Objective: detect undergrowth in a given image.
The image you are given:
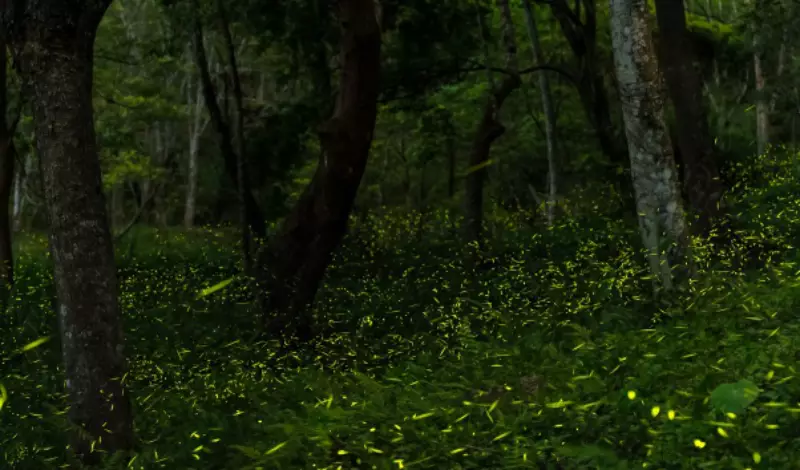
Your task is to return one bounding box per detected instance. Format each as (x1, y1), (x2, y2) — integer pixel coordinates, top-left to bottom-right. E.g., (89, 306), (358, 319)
(2, 150), (800, 469)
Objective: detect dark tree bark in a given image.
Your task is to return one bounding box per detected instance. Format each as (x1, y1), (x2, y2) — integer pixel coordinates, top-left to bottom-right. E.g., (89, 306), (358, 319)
(0, 25), (17, 300)
(308, 0), (334, 115)
(1, 0), (134, 463)
(256, 0), (381, 341)
(217, 0), (254, 273)
(464, 78), (520, 244)
(191, 13), (266, 241)
(655, 0), (723, 235)
(464, 0), (522, 246)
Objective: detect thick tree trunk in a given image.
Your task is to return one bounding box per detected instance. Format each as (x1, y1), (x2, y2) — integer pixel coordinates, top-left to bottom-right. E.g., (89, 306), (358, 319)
(4, 0), (134, 462)
(521, 0), (559, 225)
(465, 0), (522, 246)
(654, 0), (723, 235)
(256, 0), (381, 341)
(610, 0), (691, 294)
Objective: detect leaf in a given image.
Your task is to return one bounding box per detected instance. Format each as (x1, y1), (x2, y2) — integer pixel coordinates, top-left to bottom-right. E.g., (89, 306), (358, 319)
(198, 278), (234, 298)
(0, 383), (6, 411)
(709, 379), (760, 414)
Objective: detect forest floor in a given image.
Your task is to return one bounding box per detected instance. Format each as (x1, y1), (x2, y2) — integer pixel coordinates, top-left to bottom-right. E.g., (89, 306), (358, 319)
(3, 207), (800, 469)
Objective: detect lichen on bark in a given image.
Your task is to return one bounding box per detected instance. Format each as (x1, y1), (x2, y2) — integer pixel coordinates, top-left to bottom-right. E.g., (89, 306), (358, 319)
(609, 0), (691, 294)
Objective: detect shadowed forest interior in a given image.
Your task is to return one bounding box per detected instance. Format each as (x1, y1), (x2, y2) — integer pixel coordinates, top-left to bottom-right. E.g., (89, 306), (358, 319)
(1, 0), (800, 468)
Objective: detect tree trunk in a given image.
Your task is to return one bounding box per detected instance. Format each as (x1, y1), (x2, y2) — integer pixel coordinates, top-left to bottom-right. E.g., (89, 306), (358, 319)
(610, 0), (691, 294)
(217, 0), (254, 272)
(256, 0), (381, 341)
(11, 151), (23, 232)
(191, 15), (266, 240)
(184, 72), (207, 228)
(464, 0), (522, 246)
(521, 0), (559, 226)
(654, 0), (723, 235)
(0, 29), (15, 296)
(754, 51), (769, 155)
(4, 0), (134, 462)
(309, 0), (334, 115)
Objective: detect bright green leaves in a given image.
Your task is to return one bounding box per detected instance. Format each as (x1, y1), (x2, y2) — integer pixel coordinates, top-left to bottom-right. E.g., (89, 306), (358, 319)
(709, 379), (761, 415)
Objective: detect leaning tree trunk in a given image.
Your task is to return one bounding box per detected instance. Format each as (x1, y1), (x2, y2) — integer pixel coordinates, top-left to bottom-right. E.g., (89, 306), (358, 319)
(654, 0), (724, 235)
(609, 0), (691, 295)
(464, 0), (522, 246)
(256, 0), (381, 341)
(3, 0), (134, 463)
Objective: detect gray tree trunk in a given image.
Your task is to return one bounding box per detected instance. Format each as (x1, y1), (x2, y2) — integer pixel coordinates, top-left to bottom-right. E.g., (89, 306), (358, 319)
(184, 71), (208, 228)
(609, 0), (690, 294)
(3, 0), (134, 462)
(11, 153), (23, 232)
(754, 51), (769, 155)
(521, 0), (559, 225)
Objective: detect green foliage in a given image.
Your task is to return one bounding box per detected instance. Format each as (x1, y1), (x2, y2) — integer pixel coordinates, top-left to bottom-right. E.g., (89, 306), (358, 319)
(709, 380), (760, 415)
(7, 162), (800, 467)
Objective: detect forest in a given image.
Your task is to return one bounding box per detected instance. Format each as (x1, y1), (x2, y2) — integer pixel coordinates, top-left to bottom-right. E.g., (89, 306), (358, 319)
(1, 0), (800, 468)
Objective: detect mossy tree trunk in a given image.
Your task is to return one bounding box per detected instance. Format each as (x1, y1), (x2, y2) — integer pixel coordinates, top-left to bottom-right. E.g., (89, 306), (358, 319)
(609, 0), (691, 294)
